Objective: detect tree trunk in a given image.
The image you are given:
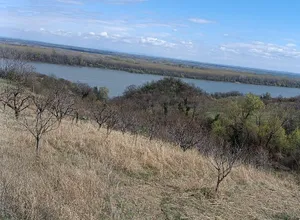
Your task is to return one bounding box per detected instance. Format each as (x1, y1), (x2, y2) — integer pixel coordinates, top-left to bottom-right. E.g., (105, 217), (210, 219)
(36, 137), (40, 156)
(106, 126), (110, 136)
(76, 113), (79, 124)
(149, 133), (153, 141)
(215, 174), (221, 193)
(15, 110), (19, 120)
(265, 133), (274, 149)
(215, 179), (220, 193)
(134, 134), (138, 146)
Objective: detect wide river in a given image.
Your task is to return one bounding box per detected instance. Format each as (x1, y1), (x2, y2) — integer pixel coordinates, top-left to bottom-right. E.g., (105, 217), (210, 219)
(32, 62), (300, 98)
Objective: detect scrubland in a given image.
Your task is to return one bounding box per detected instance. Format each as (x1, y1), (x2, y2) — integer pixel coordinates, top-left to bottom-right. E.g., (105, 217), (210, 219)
(0, 110), (299, 220)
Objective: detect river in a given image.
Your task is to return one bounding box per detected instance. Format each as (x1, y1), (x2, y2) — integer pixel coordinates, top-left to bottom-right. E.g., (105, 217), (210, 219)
(32, 62), (300, 98)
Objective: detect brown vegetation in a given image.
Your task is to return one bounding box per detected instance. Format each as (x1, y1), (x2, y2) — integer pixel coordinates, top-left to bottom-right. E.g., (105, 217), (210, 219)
(1, 111), (300, 220)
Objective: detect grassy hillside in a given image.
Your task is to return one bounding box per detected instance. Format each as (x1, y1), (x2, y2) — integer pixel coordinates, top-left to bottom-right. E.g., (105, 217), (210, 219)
(0, 110), (299, 220)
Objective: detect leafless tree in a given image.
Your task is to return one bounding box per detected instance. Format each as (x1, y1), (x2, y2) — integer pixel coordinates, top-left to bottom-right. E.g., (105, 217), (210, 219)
(0, 48), (35, 118)
(0, 85), (31, 119)
(49, 89), (75, 124)
(72, 98), (90, 124)
(208, 140), (244, 193)
(105, 108), (118, 136)
(118, 106), (138, 135)
(20, 94), (59, 155)
(168, 117), (205, 151)
(146, 113), (160, 141)
(140, 104), (162, 141)
(90, 101), (111, 130)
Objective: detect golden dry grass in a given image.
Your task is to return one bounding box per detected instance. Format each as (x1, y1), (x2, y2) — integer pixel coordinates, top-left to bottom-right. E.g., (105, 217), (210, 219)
(0, 110), (300, 220)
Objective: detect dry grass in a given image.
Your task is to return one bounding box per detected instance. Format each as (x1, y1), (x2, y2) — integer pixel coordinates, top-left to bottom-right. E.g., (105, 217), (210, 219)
(0, 110), (300, 220)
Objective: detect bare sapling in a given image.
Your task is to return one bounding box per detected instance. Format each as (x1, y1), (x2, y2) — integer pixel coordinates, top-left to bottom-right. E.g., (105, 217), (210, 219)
(208, 140), (245, 193)
(20, 94), (59, 155)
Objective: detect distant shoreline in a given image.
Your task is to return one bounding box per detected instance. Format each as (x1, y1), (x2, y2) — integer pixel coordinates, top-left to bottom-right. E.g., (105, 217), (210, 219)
(2, 42), (300, 89)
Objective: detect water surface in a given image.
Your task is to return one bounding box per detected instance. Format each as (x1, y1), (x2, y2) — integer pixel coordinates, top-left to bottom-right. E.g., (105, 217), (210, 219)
(32, 62), (300, 98)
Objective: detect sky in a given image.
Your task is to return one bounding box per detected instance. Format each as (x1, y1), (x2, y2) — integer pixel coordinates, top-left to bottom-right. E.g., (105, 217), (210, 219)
(1, 0), (300, 72)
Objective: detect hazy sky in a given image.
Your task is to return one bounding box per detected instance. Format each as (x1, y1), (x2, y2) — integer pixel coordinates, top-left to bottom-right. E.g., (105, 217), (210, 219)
(1, 0), (300, 72)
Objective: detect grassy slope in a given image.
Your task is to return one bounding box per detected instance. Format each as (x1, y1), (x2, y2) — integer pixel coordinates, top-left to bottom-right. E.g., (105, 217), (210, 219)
(0, 110), (300, 220)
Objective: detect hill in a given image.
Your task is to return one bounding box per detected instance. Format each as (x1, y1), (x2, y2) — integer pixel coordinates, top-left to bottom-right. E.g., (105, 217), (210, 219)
(0, 110), (299, 220)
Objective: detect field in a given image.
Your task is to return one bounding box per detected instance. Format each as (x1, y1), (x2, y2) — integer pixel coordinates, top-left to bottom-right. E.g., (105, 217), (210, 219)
(2, 43), (300, 88)
(0, 108), (300, 220)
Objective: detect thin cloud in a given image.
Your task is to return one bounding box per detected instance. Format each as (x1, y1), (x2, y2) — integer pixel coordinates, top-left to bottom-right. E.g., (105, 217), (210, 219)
(181, 40), (194, 49)
(99, 32), (109, 38)
(140, 37), (176, 48)
(219, 41), (300, 59)
(39, 28), (73, 37)
(188, 18), (215, 24)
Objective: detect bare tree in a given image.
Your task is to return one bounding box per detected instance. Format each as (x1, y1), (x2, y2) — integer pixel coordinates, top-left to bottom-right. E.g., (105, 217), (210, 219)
(49, 89), (75, 124)
(208, 140), (244, 193)
(72, 98), (90, 124)
(0, 49), (35, 118)
(105, 107), (118, 136)
(168, 117), (204, 151)
(118, 106), (138, 135)
(142, 106), (161, 141)
(0, 85), (31, 119)
(20, 94), (59, 155)
(90, 101), (110, 130)
(71, 83), (94, 124)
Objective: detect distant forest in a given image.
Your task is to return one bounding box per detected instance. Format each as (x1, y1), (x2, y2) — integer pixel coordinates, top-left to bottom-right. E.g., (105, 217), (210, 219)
(2, 44), (300, 89)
